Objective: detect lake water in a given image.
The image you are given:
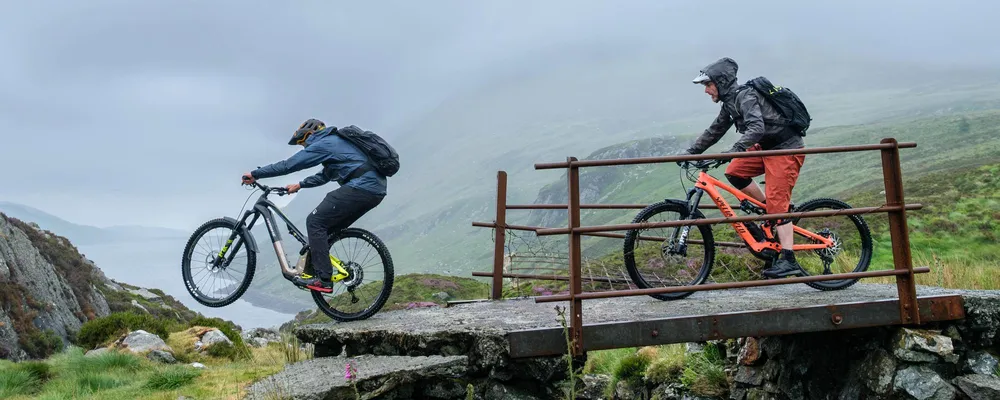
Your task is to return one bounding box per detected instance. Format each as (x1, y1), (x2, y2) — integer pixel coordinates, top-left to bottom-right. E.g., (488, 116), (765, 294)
(77, 237), (298, 329)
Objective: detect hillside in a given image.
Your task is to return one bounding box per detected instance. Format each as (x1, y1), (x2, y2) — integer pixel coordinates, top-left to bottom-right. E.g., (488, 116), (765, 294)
(240, 104), (1000, 313)
(503, 110), (1000, 292)
(0, 212), (232, 361)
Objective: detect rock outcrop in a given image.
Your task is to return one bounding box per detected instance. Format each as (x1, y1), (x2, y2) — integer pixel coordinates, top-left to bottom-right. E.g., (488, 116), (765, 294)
(0, 213), (112, 360)
(0, 212), (205, 361)
(246, 355), (469, 400)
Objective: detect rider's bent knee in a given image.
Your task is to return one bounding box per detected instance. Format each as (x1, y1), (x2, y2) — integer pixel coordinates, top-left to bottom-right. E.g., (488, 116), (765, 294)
(725, 174), (752, 190)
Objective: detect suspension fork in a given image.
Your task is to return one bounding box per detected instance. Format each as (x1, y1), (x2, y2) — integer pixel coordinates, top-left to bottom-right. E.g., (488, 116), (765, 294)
(666, 188), (704, 254)
(217, 211), (259, 267)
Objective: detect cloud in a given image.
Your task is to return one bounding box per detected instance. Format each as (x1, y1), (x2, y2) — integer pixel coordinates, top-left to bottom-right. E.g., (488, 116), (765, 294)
(0, 0), (997, 228)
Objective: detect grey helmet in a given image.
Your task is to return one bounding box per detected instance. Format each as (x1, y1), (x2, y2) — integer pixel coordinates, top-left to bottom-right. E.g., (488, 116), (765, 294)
(289, 118), (326, 146)
(692, 72), (712, 84)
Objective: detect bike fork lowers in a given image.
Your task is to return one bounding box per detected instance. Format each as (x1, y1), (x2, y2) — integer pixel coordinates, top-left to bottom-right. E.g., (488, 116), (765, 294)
(666, 188), (704, 255)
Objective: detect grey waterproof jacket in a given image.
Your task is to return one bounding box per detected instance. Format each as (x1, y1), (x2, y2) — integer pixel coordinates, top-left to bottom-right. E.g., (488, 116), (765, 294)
(689, 58), (804, 153)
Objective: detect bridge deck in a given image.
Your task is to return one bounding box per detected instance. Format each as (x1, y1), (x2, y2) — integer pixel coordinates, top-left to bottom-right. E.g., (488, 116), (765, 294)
(297, 284), (983, 358)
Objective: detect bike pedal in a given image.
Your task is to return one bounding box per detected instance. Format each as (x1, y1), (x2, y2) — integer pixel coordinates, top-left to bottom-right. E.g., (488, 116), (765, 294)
(305, 284), (333, 293)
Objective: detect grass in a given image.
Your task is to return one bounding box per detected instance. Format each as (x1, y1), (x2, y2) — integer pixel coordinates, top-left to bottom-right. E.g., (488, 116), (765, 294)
(0, 329), (311, 400)
(576, 342), (727, 399)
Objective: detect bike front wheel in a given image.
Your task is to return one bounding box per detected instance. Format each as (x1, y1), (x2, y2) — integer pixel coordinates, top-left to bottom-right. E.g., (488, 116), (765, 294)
(181, 217), (257, 307)
(790, 198), (873, 291)
(623, 201), (715, 300)
(311, 228), (395, 322)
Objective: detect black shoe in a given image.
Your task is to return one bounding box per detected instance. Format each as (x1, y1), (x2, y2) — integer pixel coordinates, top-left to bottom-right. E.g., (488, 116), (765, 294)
(293, 274), (333, 293)
(762, 259), (803, 278)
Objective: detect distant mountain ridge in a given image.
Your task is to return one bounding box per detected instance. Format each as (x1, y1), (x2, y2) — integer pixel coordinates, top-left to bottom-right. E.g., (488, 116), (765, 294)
(0, 201), (185, 246)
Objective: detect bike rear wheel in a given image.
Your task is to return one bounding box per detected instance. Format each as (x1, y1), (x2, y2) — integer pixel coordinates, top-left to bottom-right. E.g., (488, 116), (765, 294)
(311, 228), (394, 322)
(623, 201), (715, 300)
(790, 198), (873, 291)
(181, 218), (257, 307)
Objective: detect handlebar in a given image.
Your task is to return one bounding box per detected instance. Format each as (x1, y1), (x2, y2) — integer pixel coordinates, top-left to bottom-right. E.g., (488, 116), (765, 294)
(241, 177), (289, 196)
(680, 159), (728, 170)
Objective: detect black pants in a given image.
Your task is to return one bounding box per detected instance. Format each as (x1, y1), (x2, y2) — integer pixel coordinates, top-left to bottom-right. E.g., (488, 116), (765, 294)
(305, 185), (384, 280)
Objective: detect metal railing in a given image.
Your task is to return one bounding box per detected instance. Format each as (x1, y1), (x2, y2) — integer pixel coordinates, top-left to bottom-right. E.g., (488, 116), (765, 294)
(472, 138), (924, 356)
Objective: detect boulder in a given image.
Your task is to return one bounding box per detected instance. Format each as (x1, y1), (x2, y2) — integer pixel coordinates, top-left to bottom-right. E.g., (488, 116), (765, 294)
(201, 329), (232, 348)
(147, 349), (177, 364)
(116, 330), (173, 354)
(952, 374), (1000, 400)
(894, 328), (956, 363)
(893, 365), (957, 400)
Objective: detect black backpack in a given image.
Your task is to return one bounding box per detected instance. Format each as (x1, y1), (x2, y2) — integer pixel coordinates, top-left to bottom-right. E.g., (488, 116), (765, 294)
(334, 125), (400, 178)
(744, 76), (812, 136)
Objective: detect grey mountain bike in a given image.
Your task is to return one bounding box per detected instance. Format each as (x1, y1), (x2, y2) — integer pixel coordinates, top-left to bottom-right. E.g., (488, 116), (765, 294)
(181, 181), (394, 322)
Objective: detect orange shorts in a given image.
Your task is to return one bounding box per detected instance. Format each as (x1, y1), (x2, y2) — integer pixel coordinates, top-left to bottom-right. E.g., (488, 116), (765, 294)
(725, 144), (805, 215)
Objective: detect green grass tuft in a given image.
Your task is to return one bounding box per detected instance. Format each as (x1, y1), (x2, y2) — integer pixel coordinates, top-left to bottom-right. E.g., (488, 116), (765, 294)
(144, 366), (202, 390)
(0, 368), (41, 398)
(679, 343), (729, 397)
(67, 350), (146, 374)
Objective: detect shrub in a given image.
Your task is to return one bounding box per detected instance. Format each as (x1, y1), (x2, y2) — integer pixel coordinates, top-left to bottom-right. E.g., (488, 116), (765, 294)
(206, 341), (237, 360)
(188, 316), (250, 359)
(21, 329), (64, 359)
(76, 312), (169, 350)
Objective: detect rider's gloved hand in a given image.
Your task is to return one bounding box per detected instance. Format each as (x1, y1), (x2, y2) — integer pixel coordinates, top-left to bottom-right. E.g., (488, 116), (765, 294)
(721, 144), (747, 164)
(677, 148), (698, 167)
(723, 143), (747, 154)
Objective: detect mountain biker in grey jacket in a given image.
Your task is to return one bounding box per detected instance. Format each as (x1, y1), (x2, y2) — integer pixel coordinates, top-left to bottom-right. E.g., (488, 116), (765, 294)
(686, 57), (806, 279)
(241, 119), (386, 292)
(687, 57), (804, 154)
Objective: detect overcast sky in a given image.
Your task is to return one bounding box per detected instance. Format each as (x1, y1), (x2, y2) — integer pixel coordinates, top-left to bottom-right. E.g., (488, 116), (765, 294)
(1, 0), (997, 229)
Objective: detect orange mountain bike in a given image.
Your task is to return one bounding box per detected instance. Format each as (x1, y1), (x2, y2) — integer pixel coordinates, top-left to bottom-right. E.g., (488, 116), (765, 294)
(623, 159), (873, 300)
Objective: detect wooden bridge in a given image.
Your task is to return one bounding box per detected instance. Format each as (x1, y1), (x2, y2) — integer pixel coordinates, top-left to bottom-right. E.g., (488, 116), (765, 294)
(460, 139), (964, 356)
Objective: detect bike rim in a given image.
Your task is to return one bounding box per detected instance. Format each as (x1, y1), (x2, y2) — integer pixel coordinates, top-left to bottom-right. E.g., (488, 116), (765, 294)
(313, 234), (389, 316)
(184, 226), (250, 303)
(627, 208), (712, 290)
(792, 209), (871, 279)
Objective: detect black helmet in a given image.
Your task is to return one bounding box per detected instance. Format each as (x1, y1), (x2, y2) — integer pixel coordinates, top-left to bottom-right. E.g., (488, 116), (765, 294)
(289, 118), (326, 145)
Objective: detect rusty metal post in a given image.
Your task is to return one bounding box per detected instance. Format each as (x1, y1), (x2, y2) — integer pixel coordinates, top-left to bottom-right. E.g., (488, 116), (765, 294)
(566, 157), (584, 356)
(880, 138), (920, 325)
(490, 171), (508, 300)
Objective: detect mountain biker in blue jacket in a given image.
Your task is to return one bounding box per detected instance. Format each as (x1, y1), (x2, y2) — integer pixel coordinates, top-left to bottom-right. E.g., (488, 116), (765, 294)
(241, 119), (386, 292)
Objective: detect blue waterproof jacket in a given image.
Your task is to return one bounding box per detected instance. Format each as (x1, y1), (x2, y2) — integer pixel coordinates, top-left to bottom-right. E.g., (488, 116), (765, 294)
(251, 127), (387, 196)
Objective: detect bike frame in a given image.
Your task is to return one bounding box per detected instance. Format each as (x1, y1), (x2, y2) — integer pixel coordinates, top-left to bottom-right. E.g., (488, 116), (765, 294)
(678, 169), (834, 254)
(216, 188), (349, 281)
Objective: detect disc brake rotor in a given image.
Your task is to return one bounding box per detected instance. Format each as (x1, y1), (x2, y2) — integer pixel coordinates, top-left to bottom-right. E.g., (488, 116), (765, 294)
(341, 261), (364, 288)
(814, 229), (842, 274)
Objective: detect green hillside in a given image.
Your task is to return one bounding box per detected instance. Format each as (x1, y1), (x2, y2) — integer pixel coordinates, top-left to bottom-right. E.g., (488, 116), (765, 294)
(236, 51), (1000, 313)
